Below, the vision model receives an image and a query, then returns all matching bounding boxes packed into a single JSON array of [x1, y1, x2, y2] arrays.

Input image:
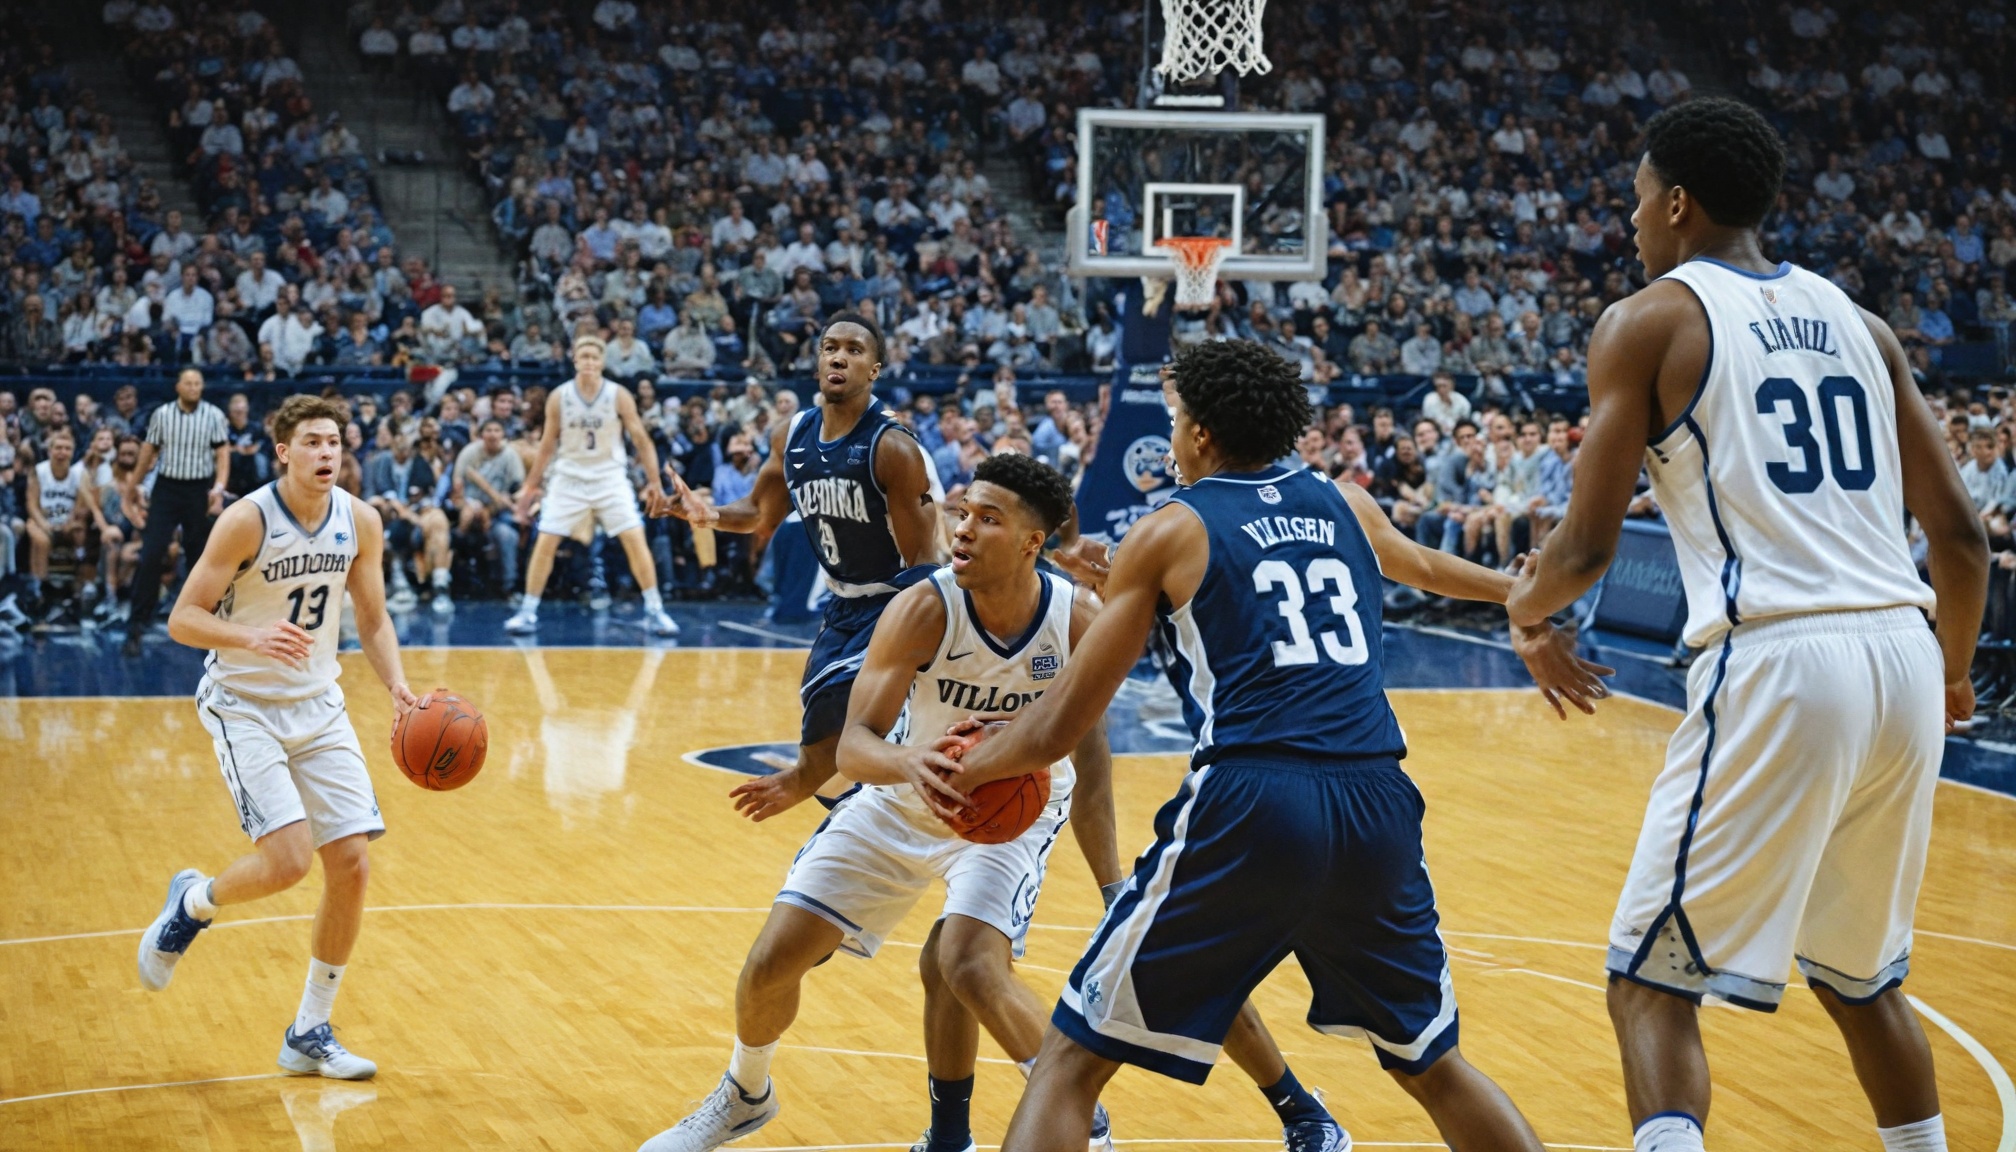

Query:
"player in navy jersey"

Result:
[[948, 340, 1606, 1152], [653, 312, 944, 814]]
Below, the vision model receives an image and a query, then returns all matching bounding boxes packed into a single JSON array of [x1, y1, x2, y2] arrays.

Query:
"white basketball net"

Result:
[[1164, 237, 1231, 311], [1155, 0, 1273, 84]]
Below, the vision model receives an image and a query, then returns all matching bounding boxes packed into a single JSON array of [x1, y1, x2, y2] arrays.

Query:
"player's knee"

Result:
[[938, 940, 1008, 1004], [320, 838, 370, 891], [741, 937, 814, 994], [1382, 1046, 1461, 1102], [261, 837, 314, 887]]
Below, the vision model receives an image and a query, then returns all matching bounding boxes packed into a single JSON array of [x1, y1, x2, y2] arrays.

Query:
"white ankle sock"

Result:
[[294, 958, 345, 1034], [431, 568, 450, 589], [183, 878, 217, 921], [1634, 1113, 1705, 1152], [1878, 1115, 1946, 1152], [520, 594, 540, 613], [642, 586, 663, 611], [728, 1038, 776, 1095]]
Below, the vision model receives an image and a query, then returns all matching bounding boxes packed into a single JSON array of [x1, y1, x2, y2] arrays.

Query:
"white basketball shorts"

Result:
[[537, 470, 641, 539], [196, 678, 385, 849], [777, 785, 1067, 960], [1608, 606, 1943, 1009]]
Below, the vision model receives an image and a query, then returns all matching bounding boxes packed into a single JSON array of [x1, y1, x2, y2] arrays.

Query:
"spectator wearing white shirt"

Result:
[[161, 267, 214, 356], [235, 252, 285, 315], [1420, 372, 1473, 435], [960, 46, 1003, 98], [1787, 1, 1835, 39], [603, 318, 657, 380], [1646, 59, 1690, 103], [409, 21, 448, 59], [1814, 154, 1855, 202], [927, 190, 969, 233], [359, 17, 399, 67], [304, 175, 350, 223], [780, 222, 826, 277], [592, 0, 637, 32], [711, 201, 757, 251], [257, 296, 322, 375], [199, 103, 244, 156], [419, 284, 485, 363], [1861, 51, 1905, 98], [150, 210, 197, 262]]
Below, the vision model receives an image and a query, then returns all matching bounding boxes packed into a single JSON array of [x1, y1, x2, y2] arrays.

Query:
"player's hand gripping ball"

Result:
[[391, 689, 489, 791], [939, 718, 1048, 844]]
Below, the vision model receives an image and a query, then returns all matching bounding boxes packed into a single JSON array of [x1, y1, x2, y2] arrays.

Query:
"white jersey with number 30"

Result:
[[1646, 258, 1934, 648], [202, 484, 359, 701], [553, 377, 627, 484]]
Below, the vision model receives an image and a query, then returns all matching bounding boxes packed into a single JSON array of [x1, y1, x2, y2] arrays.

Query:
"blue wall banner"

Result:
[[1076, 281, 1179, 542]]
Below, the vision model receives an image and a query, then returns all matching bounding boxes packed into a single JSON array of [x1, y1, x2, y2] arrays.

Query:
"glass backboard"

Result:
[[1068, 109, 1325, 282]]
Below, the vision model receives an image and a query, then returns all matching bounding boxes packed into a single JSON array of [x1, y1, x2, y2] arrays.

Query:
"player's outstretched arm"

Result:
[[513, 389, 565, 522], [1063, 593, 1122, 889], [835, 581, 970, 806], [1335, 478, 1510, 602], [1866, 307, 1988, 728], [668, 419, 789, 534], [615, 386, 665, 505], [952, 506, 1185, 795], [876, 430, 946, 567], [166, 499, 311, 664], [1507, 288, 1681, 627], [345, 499, 418, 715]]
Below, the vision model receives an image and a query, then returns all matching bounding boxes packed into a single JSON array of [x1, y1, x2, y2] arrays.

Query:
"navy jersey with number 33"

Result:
[[1157, 464, 1406, 767]]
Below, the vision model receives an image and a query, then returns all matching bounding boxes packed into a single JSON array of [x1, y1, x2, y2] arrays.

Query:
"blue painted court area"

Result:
[[4, 599, 2011, 799]]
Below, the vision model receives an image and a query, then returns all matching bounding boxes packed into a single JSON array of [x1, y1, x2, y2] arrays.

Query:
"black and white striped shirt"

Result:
[[145, 399, 229, 481]]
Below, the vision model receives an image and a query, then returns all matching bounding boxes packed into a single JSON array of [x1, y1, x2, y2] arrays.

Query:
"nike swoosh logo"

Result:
[[947, 650, 972, 660], [731, 1114, 767, 1131], [270, 531, 287, 539]]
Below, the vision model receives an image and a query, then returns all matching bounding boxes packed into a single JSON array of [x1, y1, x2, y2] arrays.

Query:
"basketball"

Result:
[[391, 689, 488, 791], [941, 720, 1048, 844]]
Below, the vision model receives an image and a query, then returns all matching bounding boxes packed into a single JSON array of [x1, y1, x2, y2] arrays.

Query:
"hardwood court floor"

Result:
[[2, 647, 2012, 1150]]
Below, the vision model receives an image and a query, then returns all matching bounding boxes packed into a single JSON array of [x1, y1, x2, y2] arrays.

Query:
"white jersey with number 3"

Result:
[[203, 484, 359, 701], [553, 377, 626, 484], [1647, 258, 1934, 648]]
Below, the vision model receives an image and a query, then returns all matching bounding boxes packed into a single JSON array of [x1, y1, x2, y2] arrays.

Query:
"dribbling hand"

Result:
[[246, 620, 314, 669], [389, 681, 420, 716]]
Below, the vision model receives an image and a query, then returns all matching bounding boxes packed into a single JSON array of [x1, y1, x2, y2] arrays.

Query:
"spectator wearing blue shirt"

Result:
[[1951, 214, 1985, 265], [1919, 299, 1956, 353], [1028, 389, 1071, 464], [637, 288, 678, 347], [1530, 418, 1576, 547]]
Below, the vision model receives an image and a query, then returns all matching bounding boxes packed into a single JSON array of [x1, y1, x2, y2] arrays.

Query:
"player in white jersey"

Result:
[[1508, 99, 1986, 1152], [507, 335, 679, 635], [639, 455, 1120, 1152], [138, 394, 420, 1081], [24, 425, 100, 615]]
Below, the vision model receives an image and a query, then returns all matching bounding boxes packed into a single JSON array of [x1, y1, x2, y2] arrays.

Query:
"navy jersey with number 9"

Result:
[[1157, 464, 1406, 767]]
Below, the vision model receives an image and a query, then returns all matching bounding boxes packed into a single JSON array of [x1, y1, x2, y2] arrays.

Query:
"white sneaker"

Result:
[[136, 869, 211, 991], [504, 608, 540, 634], [431, 590, 454, 615], [646, 607, 680, 636], [387, 585, 418, 613], [279, 1022, 377, 1080], [909, 1131, 976, 1152], [589, 586, 613, 611], [638, 1074, 778, 1152]]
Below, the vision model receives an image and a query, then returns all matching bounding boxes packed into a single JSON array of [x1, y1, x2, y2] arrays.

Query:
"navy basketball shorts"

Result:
[[1056, 757, 1458, 1083], [798, 592, 899, 745]]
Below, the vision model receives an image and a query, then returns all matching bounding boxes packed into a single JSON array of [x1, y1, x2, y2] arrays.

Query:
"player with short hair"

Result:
[[637, 454, 1110, 1152], [1507, 97, 1985, 1152], [507, 334, 679, 636], [650, 312, 944, 815], [138, 393, 419, 1081], [948, 339, 1604, 1152]]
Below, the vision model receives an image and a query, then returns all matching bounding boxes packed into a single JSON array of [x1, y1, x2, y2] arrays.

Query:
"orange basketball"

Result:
[[391, 689, 488, 791], [940, 719, 1048, 844]]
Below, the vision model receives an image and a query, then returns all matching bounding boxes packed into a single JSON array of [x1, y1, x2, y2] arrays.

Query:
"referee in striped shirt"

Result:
[[124, 368, 230, 658]]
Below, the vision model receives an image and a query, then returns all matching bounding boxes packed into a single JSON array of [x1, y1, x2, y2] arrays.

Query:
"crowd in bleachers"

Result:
[[1664, 0, 2016, 388]]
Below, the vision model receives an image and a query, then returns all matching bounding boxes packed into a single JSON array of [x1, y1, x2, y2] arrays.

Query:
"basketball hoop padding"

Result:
[[1162, 237, 1232, 311], [1156, 0, 1272, 83]]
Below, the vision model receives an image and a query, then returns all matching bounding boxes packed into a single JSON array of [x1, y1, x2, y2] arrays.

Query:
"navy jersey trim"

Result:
[[1681, 415, 1742, 626], [1691, 256, 1792, 281], [964, 574, 1055, 660], [1651, 279, 1716, 447], [268, 483, 335, 538]]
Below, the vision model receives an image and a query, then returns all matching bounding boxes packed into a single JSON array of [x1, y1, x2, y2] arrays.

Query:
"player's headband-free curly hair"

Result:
[[972, 452, 1075, 534], [1643, 96, 1786, 229], [1168, 340, 1313, 469]]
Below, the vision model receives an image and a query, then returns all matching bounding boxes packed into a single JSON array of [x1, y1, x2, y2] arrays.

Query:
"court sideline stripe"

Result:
[[1911, 995, 2016, 1152], [0, 1072, 286, 1106]]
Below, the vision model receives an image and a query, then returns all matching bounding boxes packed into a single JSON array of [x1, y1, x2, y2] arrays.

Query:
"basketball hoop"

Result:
[[1161, 237, 1232, 311], [1155, 0, 1272, 85]]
